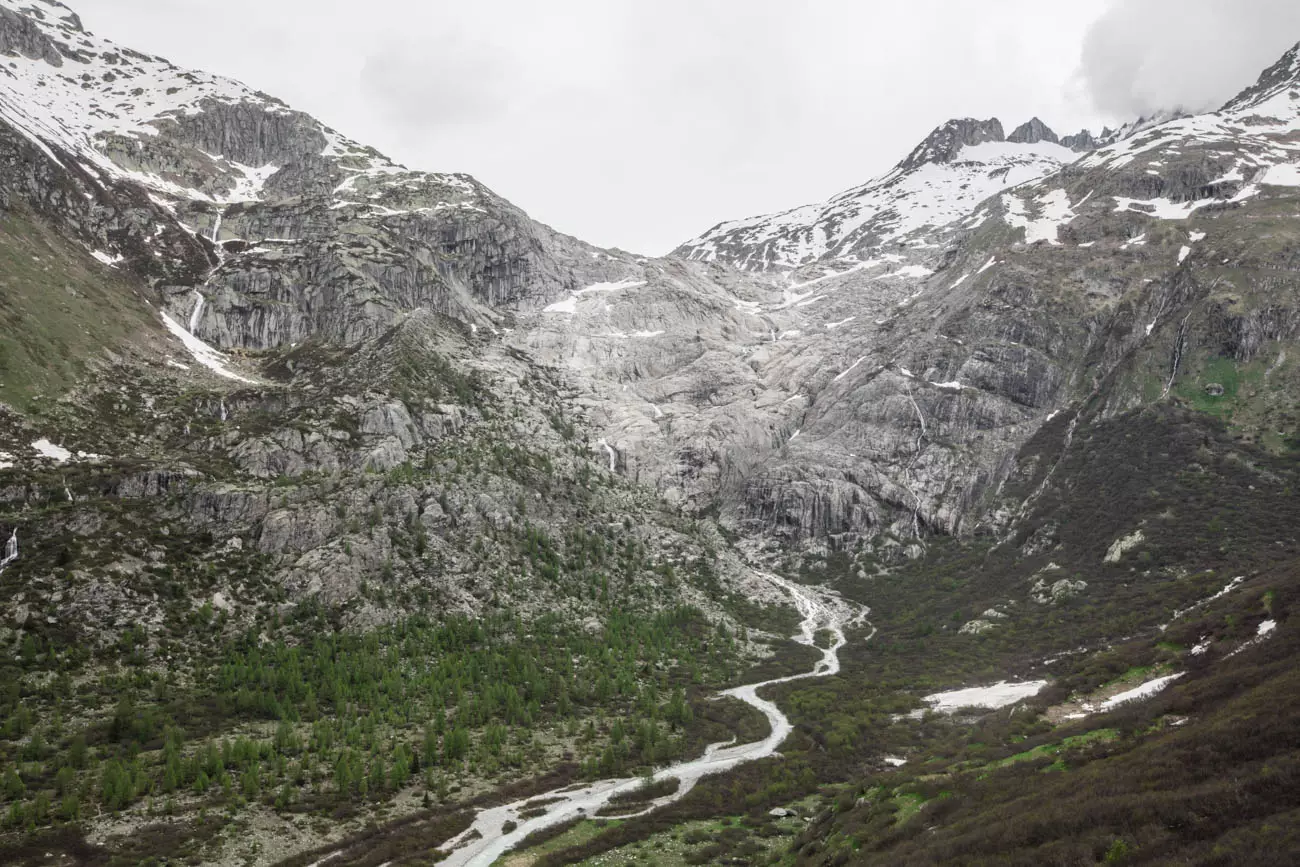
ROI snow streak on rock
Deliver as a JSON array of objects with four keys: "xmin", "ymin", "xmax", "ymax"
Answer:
[
  {"xmin": 1101, "ymin": 673, "xmax": 1184, "ymax": 710},
  {"xmin": 160, "ymin": 311, "xmax": 258, "ymax": 384}
]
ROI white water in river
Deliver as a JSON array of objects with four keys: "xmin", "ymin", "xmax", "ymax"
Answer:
[{"xmin": 435, "ymin": 573, "xmax": 869, "ymax": 866}]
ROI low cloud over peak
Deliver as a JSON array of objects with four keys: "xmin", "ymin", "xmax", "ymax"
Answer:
[{"xmin": 1079, "ymin": 0, "xmax": 1300, "ymax": 119}]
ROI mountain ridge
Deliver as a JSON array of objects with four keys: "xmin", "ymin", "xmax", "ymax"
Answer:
[
  {"xmin": 1, "ymin": 3, "xmax": 1300, "ymax": 864},
  {"xmin": 671, "ymin": 112, "xmax": 1127, "ymax": 272}
]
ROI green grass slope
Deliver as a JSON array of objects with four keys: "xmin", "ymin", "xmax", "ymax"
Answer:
[{"xmin": 0, "ymin": 207, "xmax": 161, "ymax": 412}]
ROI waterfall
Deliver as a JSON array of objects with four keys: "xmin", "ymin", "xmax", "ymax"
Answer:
[
  {"xmin": 219, "ymin": 399, "xmax": 228, "ymax": 422},
  {"xmin": 189, "ymin": 291, "xmax": 206, "ymax": 333},
  {"xmin": 0, "ymin": 529, "xmax": 17, "ymax": 570}
]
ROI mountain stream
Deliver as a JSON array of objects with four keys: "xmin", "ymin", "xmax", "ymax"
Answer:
[{"xmin": 434, "ymin": 573, "xmax": 870, "ymax": 866}]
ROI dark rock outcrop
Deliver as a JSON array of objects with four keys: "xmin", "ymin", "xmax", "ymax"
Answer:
[
  {"xmin": 1007, "ymin": 117, "xmax": 1060, "ymax": 146},
  {"xmin": 0, "ymin": 4, "xmax": 63, "ymax": 65},
  {"xmin": 898, "ymin": 117, "xmax": 1007, "ymax": 171}
]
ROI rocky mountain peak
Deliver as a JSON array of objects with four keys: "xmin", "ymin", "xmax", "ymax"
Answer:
[
  {"xmin": 0, "ymin": 0, "xmax": 82, "ymax": 38},
  {"xmin": 1222, "ymin": 39, "xmax": 1300, "ymax": 112},
  {"xmin": 896, "ymin": 117, "xmax": 1006, "ymax": 171},
  {"xmin": 674, "ymin": 113, "xmax": 1084, "ymax": 271},
  {"xmin": 1007, "ymin": 117, "xmax": 1059, "ymax": 146},
  {"xmin": 0, "ymin": 1, "xmax": 70, "ymax": 66},
  {"xmin": 1059, "ymin": 128, "xmax": 1099, "ymax": 152}
]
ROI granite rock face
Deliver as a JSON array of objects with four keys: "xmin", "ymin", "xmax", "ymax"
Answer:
[
  {"xmin": 0, "ymin": 3, "xmax": 65, "ymax": 65},
  {"xmin": 897, "ymin": 117, "xmax": 1008, "ymax": 171},
  {"xmin": 1007, "ymin": 117, "xmax": 1060, "ymax": 146},
  {"xmin": 3, "ymin": 0, "xmax": 1300, "ymax": 588},
  {"xmin": 0, "ymin": 0, "xmax": 633, "ymax": 354},
  {"xmin": 541, "ymin": 41, "xmax": 1300, "ymax": 549}
]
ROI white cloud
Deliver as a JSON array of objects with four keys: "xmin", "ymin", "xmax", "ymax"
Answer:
[
  {"xmin": 359, "ymin": 29, "xmax": 518, "ymax": 128},
  {"xmin": 1079, "ymin": 0, "xmax": 1300, "ymax": 118}
]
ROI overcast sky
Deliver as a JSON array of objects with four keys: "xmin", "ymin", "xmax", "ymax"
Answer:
[{"xmin": 75, "ymin": 1, "xmax": 1300, "ymax": 255}]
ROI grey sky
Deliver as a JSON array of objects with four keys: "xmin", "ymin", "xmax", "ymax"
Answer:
[
  {"xmin": 1080, "ymin": 0, "xmax": 1300, "ymax": 118},
  {"xmin": 75, "ymin": 1, "xmax": 1298, "ymax": 255}
]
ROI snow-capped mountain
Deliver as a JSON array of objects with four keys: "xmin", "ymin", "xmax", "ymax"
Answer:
[
  {"xmin": 0, "ymin": 0, "xmax": 453, "ymax": 225},
  {"xmin": 673, "ymin": 117, "xmax": 1085, "ymax": 271},
  {"xmin": 550, "ymin": 37, "xmax": 1300, "ymax": 549},
  {"xmin": 3, "ymin": 5, "xmax": 1300, "ymax": 862},
  {"xmin": 0, "ymin": 0, "xmax": 409, "ymax": 207},
  {"xmin": 969, "ymin": 40, "xmax": 1300, "ymax": 259},
  {"xmin": 6, "ymin": 0, "xmax": 1299, "ymax": 554},
  {"xmin": 0, "ymin": 0, "xmax": 649, "ymax": 356}
]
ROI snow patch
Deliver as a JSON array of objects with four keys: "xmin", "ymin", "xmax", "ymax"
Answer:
[
  {"xmin": 1003, "ymin": 188, "xmax": 1075, "ymax": 245},
  {"xmin": 1101, "ymin": 673, "xmax": 1183, "ymax": 710},
  {"xmin": 834, "ymin": 356, "xmax": 869, "ymax": 382},
  {"xmin": 1262, "ymin": 163, "xmax": 1300, "ymax": 186},
  {"xmin": 31, "ymin": 439, "xmax": 72, "ymax": 462},
  {"xmin": 1162, "ymin": 576, "xmax": 1247, "ymax": 632},
  {"xmin": 1207, "ymin": 575, "xmax": 1246, "ymax": 603},
  {"xmin": 544, "ymin": 279, "xmax": 646, "ymax": 315},
  {"xmin": 542, "ymin": 296, "xmax": 577, "ymax": 315},
  {"xmin": 160, "ymin": 311, "xmax": 258, "ymax": 384},
  {"xmin": 923, "ymin": 680, "xmax": 1048, "ymax": 713},
  {"xmin": 1113, "ymin": 196, "xmax": 1201, "ymax": 220},
  {"xmin": 1225, "ymin": 618, "xmax": 1281, "ymax": 659}
]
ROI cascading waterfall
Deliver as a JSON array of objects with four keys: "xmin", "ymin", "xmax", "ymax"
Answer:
[
  {"xmin": 0, "ymin": 529, "xmax": 18, "ymax": 571},
  {"xmin": 189, "ymin": 290, "xmax": 206, "ymax": 334}
]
